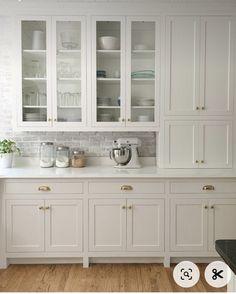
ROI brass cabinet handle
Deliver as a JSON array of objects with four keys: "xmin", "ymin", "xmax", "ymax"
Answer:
[
  {"xmin": 45, "ymin": 206, "xmax": 50, "ymax": 210},
  {"xmin": 127, "ymin": 118, "xmax": 131, "ymax": 122},
  {"xmin": 203, "ymin": 185, "xmax": 215, "ymax": 191},
  {"xmin": 48, "ymin": 118, "xmax": 52, "ymax": 122},
  {"xmin": 121, "ymin": 205, "xmax": 126, "ymax": 209},
  {"xmin": 121, "ymin": 185, "xmax": 133, "ymax": 191},
  {"xmin": 122, "ymin": 118, "xmax": 125, "ymax": 122},
  {"xmin": 38, "ymin": 186, "xmax": 51, "ymax": 192},
  {"xmin": 39, "ymin": 206, "xmax": 44, "ymax": 210},
  {"xmin": 201, "ymin": 106, "xmax": 205, "ymax": 110},
  {"xmin": 204, "ymin": 205, "xmax": 208, "ymax": 209},
  {"xmin": 128, "ymin": 205, "xmax": 133, "ymax": 210},
  {"xmin": 195, "ymin": 160, "xmax": 199, "ymax": 163},
  {"xmin": 196, "ymin": 106, "xmax": 200, "ymax": 110},
  {"xmin": 54, "ymin": 118, "xmax": 57, "ymax": 122},
  {"xmin": 210, "ymin": 205, "xmax": 215, "ymax": 209},
  {"xmin": 201, "ymin": 160, "xmax": 204, "ymax": 163}
]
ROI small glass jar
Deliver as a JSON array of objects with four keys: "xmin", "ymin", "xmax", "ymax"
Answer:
[
  {"xmin": 40, "ymin": 142, "xmax": 54, "ymax": 168},
  {"xmin": 71, "ymin": 150, "xmax": 86, "ymax": 168},
  {"xmin": 55, "ymin": 146, "xmax": 70, "ymax": 168}
]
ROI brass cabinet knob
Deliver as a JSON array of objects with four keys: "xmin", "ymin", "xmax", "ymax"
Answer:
[
  {"xmin": 204, "ymin": 205, "xmax": 208, "ymax": 209},
  {"xmin": 38, "ymin": 186, "xmax": 51, "ymax": 192},
  {"xmin": 196, "ymin": 106, "xmax": 200, "ymax": 110},
  {"xmin": 122, "ymin": 118, "xmax": 125, "ymax": 122},
  {"xmin": 48, "ymin": 118, "xmax": 52, "ymax": 122},
  {"xmin": 202, "ymin": 185, "xmax": 215, "ymax": 191},
  {"xmin": 210, "ymin": 205, "xmax": 215, "ymax": 209},
  {"xmin": 127, "ymin": 118, "xmax": 131, "ymax": 122},
  {"xmin": 201, "ymin": 106, "xmax": 205, "ymax": 110},
  {"xmin": 201, "ymin": 160, "xmax": 204, "ymax": 163},
  {"xmin": 128, "ymin": 205, "xmax": 133, "ymax": 210},
  {"xmin": 195, "ymin": 160, "xmax": 199, "ymax": 163},
  {"xmin": 54, "ymin": 118, "xmax": 57, "ymax": 122},
  {"xmin": 121, "ymin": 205, "xmax": 126, "ymax": 209},
  {"xmin": 45, "ymin": 206, "xmax": 50, "ymax": 210},
  {"xmin": 39, "ymin": 206, "xmax": 44, "ymax": 210},
  {"xmin": 121, "ymin": 185, "xmax": 133, "ymax": 191}
]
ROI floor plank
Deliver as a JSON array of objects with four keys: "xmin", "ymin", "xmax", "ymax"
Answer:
[{"xmin": 0, "ymin": 263, "xmax": 226, "ymax": 292}]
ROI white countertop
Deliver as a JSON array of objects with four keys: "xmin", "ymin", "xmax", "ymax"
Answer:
[{"xmin": 1, "ymin": 165, "xmax": 236, "ymax": 179}]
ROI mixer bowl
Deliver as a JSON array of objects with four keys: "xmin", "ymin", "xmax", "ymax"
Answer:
[{"xmin": 110, "ymin": 147, "xmax": 131, "ymax": 166}]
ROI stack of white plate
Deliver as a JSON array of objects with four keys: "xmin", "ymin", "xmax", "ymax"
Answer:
[{"xmin": 24, "ymin": 113, "xmax": 46, "ymax": 121}]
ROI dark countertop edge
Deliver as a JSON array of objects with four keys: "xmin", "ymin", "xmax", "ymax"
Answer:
[{"xmin": 215, "ymin": 240, "xmax": 236, "ymax": 275}]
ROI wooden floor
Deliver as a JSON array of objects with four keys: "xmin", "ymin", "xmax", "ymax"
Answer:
[{"xmin": 0, "ymin": 263, "xmax": 226, "ymax": 292}]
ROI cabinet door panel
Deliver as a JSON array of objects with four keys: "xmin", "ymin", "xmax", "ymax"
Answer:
[
  {"xmin": 127, "ymin": 199, "xmax": 164, "ymax": 251},
  {"xmin": 89, "ymin": 199, "xmax": 126, "ymax": 251},
  {"xmin": 200, "ymin": 17, "xmax": 234, "ymax": 115},
  {"xmin": 209, "ymin": 199, "xmax": 236, "ymax": 251},
  {"xmin": 170, "ymin": 199, "xmax": 207, "ymax": 251},
  {"xmin": 165, "ymin": 16, "xmax": 200, "ymax": 115},
  {"xmin": 45, "ymin": 199, "xmax": 83, "ymax": 252},
  {"xmin": 6, "ymin": 200, "xmax": 44, "ymax": 252},
  {"xmin": 164, "ymin": 121, "xmax": 199, "ymax": 168},
  {"xmin": 199, "ymin": 121, "xmax": 232, "ymax": 168}
]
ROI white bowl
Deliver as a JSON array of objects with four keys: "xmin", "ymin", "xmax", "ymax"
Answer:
[{"xmin": 98, "ymin": 36, "xmax": 119, "ymax": 50}]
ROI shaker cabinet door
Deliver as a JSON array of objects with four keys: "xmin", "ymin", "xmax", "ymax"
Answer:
[
  {"xmin": 200, "ymin": 17, "xmax": 234, "ymax": 115},
  {"xmin": 170, "ymin": 198, "xmax": 208, "ymax": 252},
  {"xmin": 6, "ymin": 200, "xmax": 44, "ymax": 252},
  {"xmin": 45, "ymin": 199, "xmax": 83, "ymax": 252},
  {"xmin": 208, "ymin": 199, "xmax": 236, "ymax": 251},
  {"xmin": 127, "ymin": 199, "xmax": 164, "ymax": 252},
  {"xmin": 164, "ymin": 121, "xmax": 199, "ymax": 168},
  {"xmin": 165, "ymin": 16, "xmax": 200, "ymax": 115},
  {"xmin": 89, "ymin": 199, "xmax": 126, "ymax": 251}
]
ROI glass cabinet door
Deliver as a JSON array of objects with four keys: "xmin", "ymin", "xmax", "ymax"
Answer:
[
  {"xmin": 20, "ymin": 18, "xmax": 50, "ymax": 125},
  {"xmin": 92, "ymin": 17, "xmax": 125, "ymax": 126},
  {"xmin": 126, "ymin": 18, "xmax": 159, "ymax": 126},
  {"xmin": 53, "ymin": 17, "xmax": 86, "ymax": 126}
]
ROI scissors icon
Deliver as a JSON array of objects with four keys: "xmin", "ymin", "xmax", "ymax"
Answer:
[{"xmin": 212, "ymin": 268, "xmax": 224, "ymax": 280}]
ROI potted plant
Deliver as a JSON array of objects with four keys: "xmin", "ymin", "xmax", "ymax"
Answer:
[{"xmin": 0, "ymin": 139, "xmax": 20, "ymax": 168}]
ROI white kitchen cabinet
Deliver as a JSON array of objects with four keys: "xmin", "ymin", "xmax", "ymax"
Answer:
[
  {"xmin": 91, "ymin": 16, "xmax": 159, "ymax": 128},
  {"xmin": 45, "ymin": 199, "xmax": 83, "ymax": 252},
  {"xmin": 165, "ymin": 16, "xmax": 200, "ymax": 116},
  {"xmin": 6, "ymin": 199, "xmax": 45, "ymax": 252},
  {"xmin": 89, "ymin": 199, "xmax": 126, "ymax": 251},
  {"xmin": 89, "ymin": 198, "xmax": 165, "ymax": 252},
  {"xmin": 127, "ymin": 199, "xmax": 164, "ymax": 251},
  {"xmin": 164, "ymin": 120, "xmax": 232, "ymax": 168},
  {"xmin": 17, "ymin": 16, "xmax": 86, "ymax": 130},
  {"xmin": 170, "ymin": 198, "xmax": 208, "ymax": 252},
  {"xmin": 165, "ymin": 16, "xmax": 234, "ymax": 116},
  {"xmin": 6, "ymin": 198, "xmax": 83, "ymax": 253},
  {"xmin": 208, "ymin": 199, "xmax": 236, "ymax": 251}
]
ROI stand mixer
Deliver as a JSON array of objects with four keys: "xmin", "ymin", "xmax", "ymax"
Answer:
[{"xmin": 110, "ymin": 138, "xmax": 141, "ymax": 169}]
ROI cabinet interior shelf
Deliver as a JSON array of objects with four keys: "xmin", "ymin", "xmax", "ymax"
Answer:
[
  {"xmin": 131, "ymin": 78, "xmax": 155, "ymax": 81},
  {"xmin": 23, "ymin": 78, "xmax": 47, "ymax": 81},
  {"xmin": 58, "ymin": 106, "xmax": 81, "ymax": 108},
  {"xmin": 97, "ymin": 78, "xmax": 120, "ymax": 82},
  {"xmin": 57, "ymin": 49, "xmax": 81, "ymax": 54},
  {"xmin": 23, "ymin": 106, "xmax": 47, "ymax": 108},
  {"xmin": 97, "ymin": 50, "xmax": 120, "ymax": 57},
  {"xmin": 132, "ymin": 50, "xmax": 155, "ymax": 54},
  {"xmin": 131, "ymin": 106, "xmax": 155, "ymax": 109},
  {"xmin": 58, "ymin": 78, "xmax": 81, "ymax": 81},
  {"xmin": 97, "ymin": 106, "xmax": 120, "ymax": 109},
  {"xmin": 23, "ymin": 50, "xmax": 46, "ymax": 54}
]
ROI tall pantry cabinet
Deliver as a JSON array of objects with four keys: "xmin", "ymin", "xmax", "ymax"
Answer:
[{"xmin": 163, "ymin": 16, "xmax": 235, "ymax": 168}]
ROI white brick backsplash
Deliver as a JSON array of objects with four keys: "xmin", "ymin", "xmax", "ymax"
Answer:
[{"xmin": 0, "ymin": 16, "xmax": 156, "ymax": 158}]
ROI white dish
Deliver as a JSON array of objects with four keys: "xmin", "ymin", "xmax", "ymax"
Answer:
[
  {"xmin": 134, "ymin": 44, "xmax": 149, "ymax": 50},
  {"xmin": 98, "ymin": 36, "xmax": 119, "ymax": 50}
]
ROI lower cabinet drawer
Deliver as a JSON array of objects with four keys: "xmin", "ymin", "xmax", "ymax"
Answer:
[
  {"xmin": 4, "ymin": 182, "xmax": 83, "ymax": 194},
  {"xmin": 170, "ymin": 181, "xmax": 236, "ymax": 194},
  {"xmin": 88, "ymin": 181, "xmax": 165, "ymax": 194}
]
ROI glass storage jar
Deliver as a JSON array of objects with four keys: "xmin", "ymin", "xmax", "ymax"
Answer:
[
  {"xmin": 55, "ymin": 146, "xmax": 70, "ymax": 168},
  {"xmin": 40, "ymin": 142, "xmax": 54, "ymax": 168},
  {"xmin": 71, "ymin": 150, "xmax": 86, "ymax": 168}
]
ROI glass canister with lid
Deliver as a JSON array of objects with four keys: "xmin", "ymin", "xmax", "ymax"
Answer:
[
  {"xmin": 40, "ymin": 142, "xmax": 54, "ymax": 168},
  {"xmin": 55, "ymin": 146, "xmax": 70, "ymax": 168},
  {"xmin": 71, "ymin": 150, "xmax": 86, "ymax": 168}
]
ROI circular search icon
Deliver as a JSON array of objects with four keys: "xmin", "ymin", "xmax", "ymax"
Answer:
[{"xmin": 173, "ymin": 261, "xmax": 200, "ymax": 288}]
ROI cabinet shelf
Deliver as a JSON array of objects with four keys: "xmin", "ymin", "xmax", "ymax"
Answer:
[
  {"xmin": 132, "ymin": 50, "xmax": 155, "ymax": 54},
  {"xmin": 58, "ymin": 78, "xmax": 81, "ymax": 81},
  {"xmin": 58, "ymin": 49, "xmax": 81, "ymax": 54},
  {"xmin": 131, "ymin": 106, "xmax": 155, "ymax": 109},
  {"xmin": 97, "ymin": 106, "xmax": 120, "ymax": 109},
  {"xmin": 131, "ymin": 78, "xmax": 155, "ymax": 82},
  {"xmin": 97, "ymin": 50, "xmax": 120, "ymax": 57},
  {"xmin": 97, "ymin": 78, "xmax": 120, "ymax": 83},
  {"xmin": 23, "ymin": 78, "xmax": 47, "ymax": 81},
  {"xmin": 58, "ymin": 106, "xmax": 81, "ymax": 108},
  {"xmin": 23, "ymin": 106, "xmax": 47, "ymax": 108}
]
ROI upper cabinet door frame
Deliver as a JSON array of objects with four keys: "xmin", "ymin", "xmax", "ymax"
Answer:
[
  {"xmin": 126, "ymin": 16, "xmax": 160, "ymax": 127},
  {"xmin": 165, "ymin": 16, "xmax": 200, "ymax": 116},
  {"xmin": 91, "ymin": 16, "xmax": 126, "ymax": 128},
  {"xmin": 16, "ymin": 16, "xmax": 52, "ymax": 128},
  {"xmin": 200, "ymin": 16, "xmax": 235, "ymax": 116},
  {"xmin": 51, "ymin": 16, "xmax": 87, "ymax": 127}
]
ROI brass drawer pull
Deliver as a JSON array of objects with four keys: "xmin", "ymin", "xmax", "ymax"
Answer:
[
  {"xmin": 38, "ymin": 186, "xmax": 51, "ymax": 192},
  {"xmin": 121, "ymin": 205, "xmax": 126, "ymax": 209},
  {"xmin": 128, "ymin": 205, "xmax": 133, "ymax": 210},
  {"xmin": 204, "ymin": 205, "xmax": 208, "ymax": 209},
  {"xmin": 45, "ymin": 206, "xmax": 50, "ymax": 210},
  {"xmin": 39, "ymin": 206, "xmax": 44, "ymax": 210},
  {"xmin": 121, "ymin": 185, "xmax": 133, "ymax": 191},
  {"xmin": 202, "ymin": 185, "xmax": 215, "ymax": 191}
]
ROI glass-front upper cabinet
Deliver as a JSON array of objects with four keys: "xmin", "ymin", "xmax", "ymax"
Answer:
[
  {"xmin": 18, "ymin": 17, "xmax": 51, "ymax": 126},
  {"xmin": 52, "ymin": 16, "xmax": 86, "ymax": 126},
  {"xmin": 92, "ymin": 17, "xmax": 125, "ymax": 127},
  {"xmin": 126, "ymin": 17, "xmax": 159, "ymax": 126}
]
